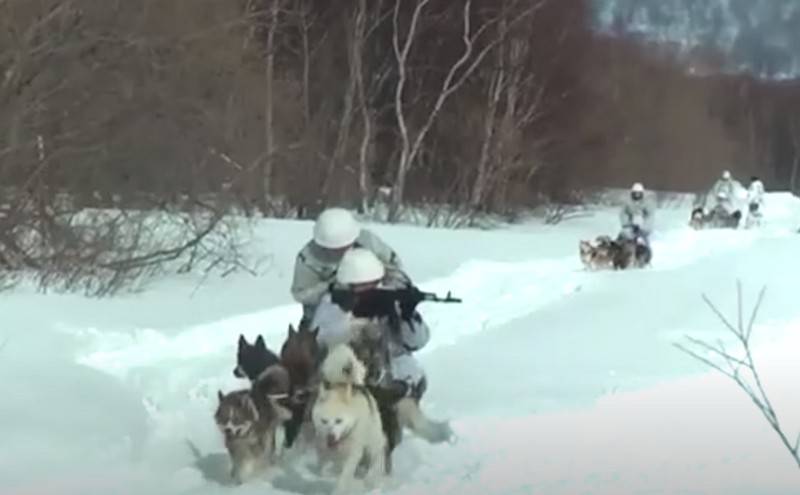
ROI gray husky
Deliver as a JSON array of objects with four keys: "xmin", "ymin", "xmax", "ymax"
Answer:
[{"xmin": 215, "ymin": 365, "xmax": 292, "ymax": 484}]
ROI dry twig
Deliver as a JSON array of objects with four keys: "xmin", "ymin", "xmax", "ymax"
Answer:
[{"xmin": 675, "ymin": 281, "xmax": 800, "ymax": 469}]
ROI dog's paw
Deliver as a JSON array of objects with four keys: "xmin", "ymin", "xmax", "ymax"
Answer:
[{"xmin": 231, "ymin": 467, "xmax": 245, "ymax": 485}]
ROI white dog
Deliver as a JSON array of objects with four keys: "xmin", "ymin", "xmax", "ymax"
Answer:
[{"xmin": 311, "ymin": 344, "xmax": 386, "ymax": 495}]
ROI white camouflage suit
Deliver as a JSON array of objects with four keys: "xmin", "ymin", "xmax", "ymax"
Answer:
[
  {"xmin": 310, "ymin": 290, "xmax": 431, "ymax": 389},
  {"xmin": 747, "ymin": 179, "xmax": 765, "ymax": 209},
  {"xmin": 291, "ymin": 229, "xmax": 408, "ymax": 323},
  {"xmin": 618, "ymin": 194, "xmax": 655, "ymax": 241},
  {"xmin": 706, "ymin": 177, "xmax": 745, "ymax": 213},
  {"xmin": 745, "ymin": 179, "xmax": 765, "ymax": 226}
]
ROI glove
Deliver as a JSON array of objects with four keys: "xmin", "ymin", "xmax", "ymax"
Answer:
[
  {"xmin": 357, "ymin": 286, "xmax": 425, "ymax": 320},
  {"xmin": 330, "ymin": 285, "xmax": 357, "ymax": 312},
  {"xmin": 397, "ymin": 286, "xmax": 425, "ymax": 319},
  {"xmin": 351, "ymin": 289, "xmax": 398, "ymax": 319}
]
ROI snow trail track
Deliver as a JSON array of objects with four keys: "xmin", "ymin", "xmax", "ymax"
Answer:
[{"xmin": 39, "ymin": 194, "xmax": 800, "ymax": 495}]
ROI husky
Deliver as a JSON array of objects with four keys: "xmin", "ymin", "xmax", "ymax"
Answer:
[
  {"xmin": 234, "ymin": 334, "xmax": 281, "ymax": 381},
  {"xmin": 689, "ymin": 207, "xmax": 706, "ymax": 230},
  {"xmin": 311, "ymin": 344, "xmax": 386, "ymax": 495},
  {"xmin": 214, "ymin": 367, "xmax": 293, "ymax": 485},
  {"xmin": 233, "ymin": 334, "xmax": 293, "ymax": 457},
  {"xmin": 689, "ymin": 206, "xmax": 742, "ymax": 230},
  {"xmin": 279, "ymin": 324, "xmax": 323, "ymax": 452},
  {"xmin": 579, "ymin": 235, "xmax": 651, "ymax": 270},
  {"xmin": 579, "ymin": 235, "xmax": 616, "ymax": 270}
]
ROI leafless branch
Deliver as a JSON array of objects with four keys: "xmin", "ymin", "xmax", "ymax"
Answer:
[{"xmin": 675, "ymin": 282, "xmax": 800, "ymax": 469}]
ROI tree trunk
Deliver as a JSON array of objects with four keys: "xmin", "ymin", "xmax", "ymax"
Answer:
[
  {"xmin": 319, "ymin": 6, "xmax": 359, "ymax": 204},
  {"xmin": 790, "ymin": 118, "xmax": 800, "ymax": 195},
  {"xmin": 353, "ymin": 0, "xmax": 371, "ymax": 214},
  {"xmin": 260, "ymin": 0, "xmax": 281, "ymax": 215},
  {"xmin": 470, "ymin": 18, "xmax": 507, "ymax": 211}
]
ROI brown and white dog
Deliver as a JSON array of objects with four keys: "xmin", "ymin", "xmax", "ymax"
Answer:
[
  {"xmin": 215, "ymin": 365, "xmax": 292, "ymax": 484},
  {"xmin": 579, "ymin": 235, "xmax": 651, "ymax": 270},
  {"xmin": 579, "ymin": 235, "xmax": 617, "ymax": 270}
]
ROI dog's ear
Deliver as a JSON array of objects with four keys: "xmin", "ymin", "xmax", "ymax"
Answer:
[
  {"xmin": 255, "ymin": 335, "xmax": 266, "ymax": 350},
  {"xmin": 287, "ymin": 324, "xmax": 296, "ymax": 339},
  {"xmin": 217, "ymin": 390, "xmax": 225, "ymax": 402},
  {"xmin": 238, "ymin": 334, "xmax": 247, "ymax": 348}
]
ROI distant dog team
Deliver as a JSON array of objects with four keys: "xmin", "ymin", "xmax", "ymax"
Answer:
[{"xmin": 579, "ymin": 234, "xmax": 652, "ymax": 270}]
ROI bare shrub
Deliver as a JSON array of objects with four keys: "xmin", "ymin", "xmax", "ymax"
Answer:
[
  {"xmin": 542, "ymin": 203, "xmax": 590, "ymax": 225},
  {"xmin": 0, "ymin": 195, "xmax": 254, "ymax": 297}
]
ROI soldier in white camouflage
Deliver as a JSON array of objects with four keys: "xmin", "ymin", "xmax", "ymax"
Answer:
[
  {"xmin": 290, "ymin": 207, "xmax": 408, "ymax": 328},
  {"xmin": 618, "ymin": 182, "xmax": 655, "ymax": 245},
  {"xmin": 706, "ymin": 170, "xmax": 745, "ymax": 214}
]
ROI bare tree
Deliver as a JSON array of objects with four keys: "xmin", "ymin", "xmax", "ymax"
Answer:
[
  {"xmin": 469, "ymin": 1, "xmax": 551, "ymax": 216},
  {"xmin": 386, "ymin": 0, "xmax": 546, "ymax": 222},
  {"xmin": 0, "ymin": 1, "xmax": 258, "ymax": 296},
  {"xmin": 789, "ymin": 115, "xmax": 800, "ymax": 195},
  {"xmin": 318, "ymin": 6, "xmax": 361, "ymax": 204},
  {"xmin": 389, "ymin": 0, "xmax": 497, "ymax": 221},
  {"xmin": 349, "ymin": 0, "xmax": 394, "ymax": 214},
  {"xmin": 292, "ymin": 0, "xmax": 317, "ymax": 127},
  {"xmin": 260, "ymin": 0, "xmax": 283, "ymax": 214},
  {"xmin": 676, "ymin": 282, "xmax": 800, "ymax": 470}
]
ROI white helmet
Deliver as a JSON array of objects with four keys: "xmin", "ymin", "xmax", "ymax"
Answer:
[
  {"xmin": 631, "ymin": 182, "xmax": 645, "ymax": 193},
  {"xmin": 722, "ymin": 170, "xmax": 731, "ymax": 180},
  {"xmin": 336, "ymin": 248, "xmax": 385, "ymax": 285},
  {"xmin": 313, "ymin": 208, "xmax": 360, "ymax": 249}
]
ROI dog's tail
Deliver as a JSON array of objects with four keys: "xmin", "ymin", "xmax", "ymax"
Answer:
[
  {"xmin": 396, "ymin": 397, "xmax": 454, "ymax": 444},
  {"xmin": 319, "ymin": 344, "xmax": 367, "ymax": 389}
]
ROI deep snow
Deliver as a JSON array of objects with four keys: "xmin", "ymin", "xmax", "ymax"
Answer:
[{"xmin": 2, "ymin": 192, "xmax": 800, "ymax": 494}]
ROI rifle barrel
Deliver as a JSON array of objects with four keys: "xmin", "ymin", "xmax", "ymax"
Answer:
[{"xmin": 421, "ymin": 291, "xmax": 462, "ymax": 303}]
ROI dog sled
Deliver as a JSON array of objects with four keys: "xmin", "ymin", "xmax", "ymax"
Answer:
[
  {"xmin": 688, "ymin": 207, "xmax": 741, "ymax": 230},
  {"xmin": 215, "ymin": 285, "xmax": 461, "ymax": 488},
  {"xmin": 578, "ymin": 234, "xmax": 652, "ymax": 271}
]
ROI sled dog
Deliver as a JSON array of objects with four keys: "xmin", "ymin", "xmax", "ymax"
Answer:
[
  {"xmin": 579, "ymin": 235, "xmax": 650, "ymax": 270},
  {"xmin": 234, "ymin": 334, "xmax": 281, "ymax": 381},
  {"xmin": 579, "ymin": 236, "xmax": 616, "ymax": 270},
  {"xmin": 214, "ymin": 370, "xmax": 292, "ymax": 484},
  {"xmin": 311, "ymin": 344, "xmax": 386, "ymax": 495}
]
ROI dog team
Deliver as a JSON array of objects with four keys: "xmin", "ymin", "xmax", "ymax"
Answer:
[
  {"xmin": 580, "ymin": 171, "xmax": 766, "ymax": 270},
  {"xmin": 216, "ymin": 207, "xmax": 454, "ymax": 493}
]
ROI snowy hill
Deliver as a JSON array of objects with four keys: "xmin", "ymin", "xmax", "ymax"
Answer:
[
  {"xmin": 593, "ymin": 0, "xmax": 800, "ymax": 79},
  {"xmin": 2, "ymin": 193, "xmax": 800, "ymax": 494}
]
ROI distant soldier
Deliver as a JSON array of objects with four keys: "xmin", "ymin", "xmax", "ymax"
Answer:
[{"xmin": 618, "ymin": 182, "xmax": 655, "ymax": 246}]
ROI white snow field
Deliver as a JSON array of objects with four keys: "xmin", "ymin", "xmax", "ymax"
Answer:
[{"xmin": 2, "ymin": 193, "xmax": 800, "ymax": 495}]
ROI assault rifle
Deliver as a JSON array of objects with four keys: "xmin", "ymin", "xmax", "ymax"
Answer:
[{"xmin": 331, "ymin": 286, "xmax": 462, "ymax": 320}]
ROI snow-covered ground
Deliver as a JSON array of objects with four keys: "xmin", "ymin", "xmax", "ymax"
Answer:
[{"xmin": 2, "ymin": 193, "xmax": 800, "ymax": 494}]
